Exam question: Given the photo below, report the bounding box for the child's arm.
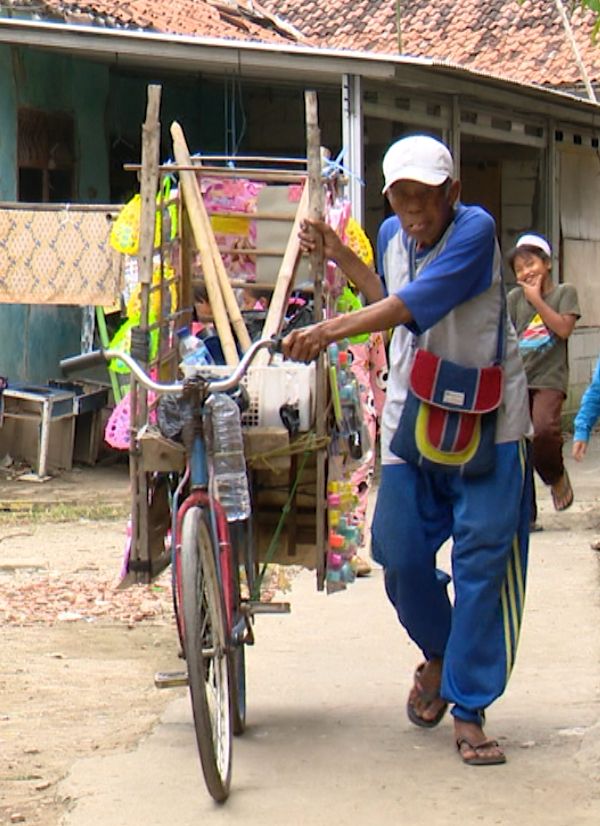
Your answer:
[521,279,578,339]
[573,357,600,461]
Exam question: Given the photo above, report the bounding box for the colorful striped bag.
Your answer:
[389,348,504,476]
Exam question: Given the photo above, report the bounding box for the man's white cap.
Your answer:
[382,134,454,193]
[515,233,551,258]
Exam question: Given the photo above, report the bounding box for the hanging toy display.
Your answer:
[321,208,377,593]
[336,286,369,344]
[323,197,351,301]
[326,479,360,592]
[328,339,368,462]
[344,215,374,269]
[108,260,178,376]
[325,339,371,593]
[109,178,179,256]
[108,177,180,377]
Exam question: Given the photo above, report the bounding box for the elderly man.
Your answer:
[283,134,531,766]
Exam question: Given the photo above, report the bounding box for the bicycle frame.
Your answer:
[174,487,234,633]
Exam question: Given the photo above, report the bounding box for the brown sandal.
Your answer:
[457,737,506,766]
[551,470,574,512]
[406,662,448,729]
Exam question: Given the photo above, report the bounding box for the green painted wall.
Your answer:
[0,45,110,384]
[105,72,226,200]
[0,46,17,199]
[0,46,338,386]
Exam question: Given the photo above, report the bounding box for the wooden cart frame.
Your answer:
[123,86,332,590]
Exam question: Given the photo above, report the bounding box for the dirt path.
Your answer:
[2,454,600,824]
[0,516,181,826]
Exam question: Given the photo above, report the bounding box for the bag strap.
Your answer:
[408,237,506,366]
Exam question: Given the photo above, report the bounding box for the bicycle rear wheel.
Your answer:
[181,506,232,802]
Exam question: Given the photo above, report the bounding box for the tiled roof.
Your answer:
[262,0,600,89]
[28,0,304,44]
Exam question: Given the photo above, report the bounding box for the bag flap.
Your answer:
[409,349,503,414]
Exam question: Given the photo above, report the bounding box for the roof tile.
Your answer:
[19,0,600,91]
[263,0,600,89]
[34,0,305,43]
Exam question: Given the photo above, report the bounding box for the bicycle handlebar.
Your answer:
[60,350,108,372]
[60,337,279,396]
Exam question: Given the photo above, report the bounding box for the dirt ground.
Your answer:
[3,451,600,825]
[0,462,183,826]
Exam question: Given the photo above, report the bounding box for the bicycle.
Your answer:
[60,337,286,803]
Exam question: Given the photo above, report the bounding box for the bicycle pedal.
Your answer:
[246,601,291,615]
[154,670,189,689]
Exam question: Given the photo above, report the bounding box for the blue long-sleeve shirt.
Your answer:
[574,356,600,442]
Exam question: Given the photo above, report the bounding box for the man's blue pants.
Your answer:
[371,440,531,724]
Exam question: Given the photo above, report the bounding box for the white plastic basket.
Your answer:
[189,361,316,431]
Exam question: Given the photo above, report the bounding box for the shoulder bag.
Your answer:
[389,241,505,476]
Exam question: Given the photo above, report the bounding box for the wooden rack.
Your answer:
[125,87,331,590]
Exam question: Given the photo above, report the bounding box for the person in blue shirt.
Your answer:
[283,134,531,766]
[572,359,600,549]
[572,357,600,463]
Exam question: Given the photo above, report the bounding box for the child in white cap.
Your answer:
[284,133,531,767]
[507,234,580,525]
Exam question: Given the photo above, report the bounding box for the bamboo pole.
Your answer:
[305,89,327,591]
[132,83,162,582]
[125,163,309,183]
[554,0,597,103]
[136,84,160,438]
[171,127,252,353]
[95,307,122,403]
[170,121,239,366]
[193,277,314,294]
[208,209,297,221]
[256,181,310,362]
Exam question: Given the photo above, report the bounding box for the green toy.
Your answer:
[336,286,369,344]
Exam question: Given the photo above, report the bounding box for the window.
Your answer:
[18,109,75,202]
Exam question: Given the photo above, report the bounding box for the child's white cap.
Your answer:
[382,135,454,194]
[515,233,551,258]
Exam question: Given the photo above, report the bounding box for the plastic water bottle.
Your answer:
[176,326,213,377]
[177,326,200,359]
[206,393,251,521]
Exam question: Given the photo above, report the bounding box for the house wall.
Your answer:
[0,44,343,384]
[1,41,598,421]
[105,75,341,201]
[501,159,537,259]
[360,104,596,428]
[567,327,600,419]
[242,84,341,157]
[0,45,110,384]
[0,47,17,200]
[558,146,600,419]
[106,73,228,201]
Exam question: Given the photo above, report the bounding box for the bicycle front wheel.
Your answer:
[227,521,249,736]
[181,506,232,802]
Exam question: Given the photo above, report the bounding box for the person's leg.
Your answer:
[443,440,531,762]
[530,388,564,484]
[530,388,572,510]
[372,463,453,723]
[372,463,453,658]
